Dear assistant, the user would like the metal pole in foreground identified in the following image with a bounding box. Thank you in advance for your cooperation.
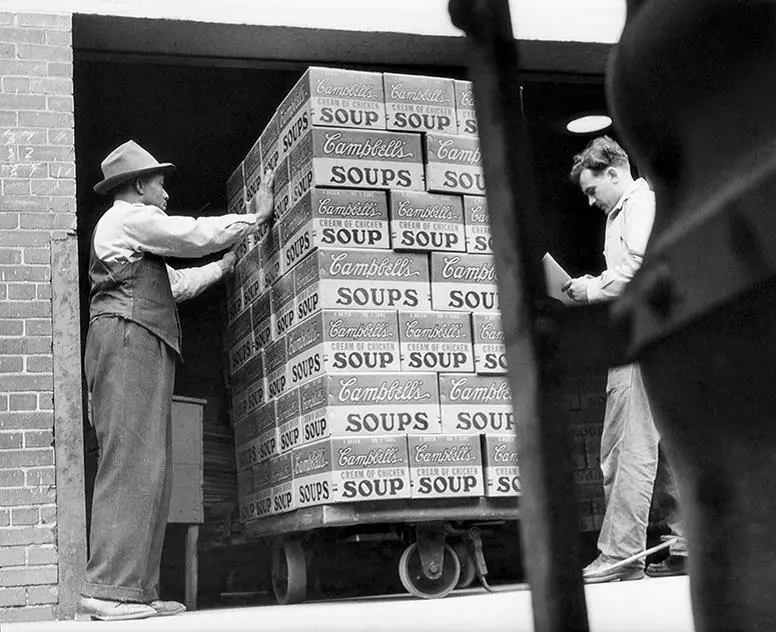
[448,2,589,631]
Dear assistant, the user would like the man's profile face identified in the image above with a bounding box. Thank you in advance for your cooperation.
[579,167,620,215]
[140,173,169,212]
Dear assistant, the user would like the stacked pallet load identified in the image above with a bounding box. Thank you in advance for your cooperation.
[223,67,604,529]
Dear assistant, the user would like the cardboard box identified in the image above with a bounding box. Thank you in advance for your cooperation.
[225,302,252,353]
[430,252,499,312]
[259,224,282,291]
[226,162,245,216]
[383,72,456,134]
[464,195,492,254]
[265,336,288,401]
[288,127,424,202]
[299,372,441,443]
[425,132,484,196]
[237,463,274,523]
[244,137,263,202]
[454,80,478,137]
[271,270,296,340]
[292,435,411,508]
[472,312,507,374]
[274,154,291,222]
[439,373,513,434]
[227,321,259,381]
[251,290,273,351]
[277,67,387,161]
[279,188,390,276]
[233,413,260,472]
[482,434,520,497]
[293,248,431,319]
[398,311,473,373]
[389,190,465,253]
[276,387,302,454]
[286,309,400,388]
[236,246,263,308]
[270,452,295,515]
[230,356,266,424]
[260,113,281,172]
[407,434,484,498]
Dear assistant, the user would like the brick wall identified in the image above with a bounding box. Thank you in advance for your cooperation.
[0,11,76,624]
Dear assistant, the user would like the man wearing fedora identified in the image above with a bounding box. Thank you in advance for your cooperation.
[79,140,274,621]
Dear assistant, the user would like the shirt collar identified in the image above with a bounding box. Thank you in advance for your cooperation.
[610,177,650,216]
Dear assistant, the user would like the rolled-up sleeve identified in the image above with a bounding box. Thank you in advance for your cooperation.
[123,204,256,259]
[167,261,227,302]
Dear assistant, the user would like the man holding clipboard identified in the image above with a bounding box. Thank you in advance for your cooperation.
[561,136,686,582]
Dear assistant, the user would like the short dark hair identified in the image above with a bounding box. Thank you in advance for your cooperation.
[569,135,630,184]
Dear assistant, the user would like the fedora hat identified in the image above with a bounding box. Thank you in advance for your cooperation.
[94,140,175,195]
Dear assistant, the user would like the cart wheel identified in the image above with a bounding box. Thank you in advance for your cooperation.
[453,541,477,589]
[271,540,307,605]
[399,542,460,599]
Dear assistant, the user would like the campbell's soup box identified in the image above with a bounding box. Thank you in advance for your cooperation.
[236,247,262,308]
[389,190,465,253]
[289,127,424,202]
[225,277,244,325]
[278,68,386,162]
[398,311,474,373]
[280,189,390,276]
[247,461,273,522]
[255,400,279,463]
[227,318,258,381]
[293,435,411,508]
[230,357,266,425]
[276,387,302,454]
[233,413,259,472]
[472,312,506,374]
[231,345,264,394]
[439,373,513,434]
[464,195,492,254]
[225,302,252,357]
[264,336,288,401]
[236,467,254,522]
[270,452,295,515]
[454,80,477,137]
[260,112,281,172]
[299,372,441,444]
[383,72,456,134]
[243,137,263,202]
[259,224,282,291]
[286,310,326,387]
[293,248,431,319]
[251,290,273,351]
[431,252,499,313]
[226,162,245,216]
[482,434,520,498]
[273,154,291,223]
[425,133,485,196]
[407,434,484,498]
[271,270,296,340]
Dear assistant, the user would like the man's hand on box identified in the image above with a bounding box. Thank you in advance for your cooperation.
[249,167,275,226]
[561,276,591,303]
[219,251,237,276]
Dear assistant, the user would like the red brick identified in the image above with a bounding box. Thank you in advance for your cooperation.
[23,430,52,448]
[1,77,28,92]
[0,448,53,468]
[0,489,55,510]
[3,375,53,393]
[48,196,75,213]
[0,587,26,607]
[0,565,57,587]
[46,30,71,46]
[24,467,53,487]
[0,232,51,248]
[8,283,34,300]
[27,584,58,605]
[20,213,73,230]
[0,42,14,57]
[0,13,12,25]
[0,396,7,412]
[16,43,71,63]
[30,179,75,196]
[0,60,47,77]
[24,318,50,335]
[0,27,46,45]
[37,392,52,411]
[0,336,52,354]
[17,13,71,29]
[19,145,73,163]
[0,509,8,526]
[0,111,17,126]
[0,357,23,374]
[0,265,49,282]
[0,128,48,144]
[29,77,72,95]
[0,214,20,229]
[0,412,53,431]
[35,284,51,300]
[0,469,23,486]
[45,95,72,113]
[22,248,49,265]
[11,507,38,526]
[27,545,56,565]
[0,604,56,623]
[2,181,30,196]
[9,393,35,411]
[39,505,55,524]
[0,284,6,300]
[1,163,48,178]
[0,249,21,264]
[17,110,73,128]
[47,128,72,145]
[47,62,71,78]
[0,197,49,213]
[0,94,46,111]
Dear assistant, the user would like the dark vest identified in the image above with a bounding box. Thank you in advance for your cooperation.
[89,239,181,355]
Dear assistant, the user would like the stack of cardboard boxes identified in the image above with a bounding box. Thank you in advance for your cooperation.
[224,67,603,530]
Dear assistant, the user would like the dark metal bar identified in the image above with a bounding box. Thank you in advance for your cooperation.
[448,1,589,631]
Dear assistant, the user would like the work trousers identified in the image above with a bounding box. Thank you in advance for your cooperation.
[82,316,175,602]
[597,362,661,562]
[653,441,688,557]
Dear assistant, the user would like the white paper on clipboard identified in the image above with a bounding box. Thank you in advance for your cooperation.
[542,252,575,305]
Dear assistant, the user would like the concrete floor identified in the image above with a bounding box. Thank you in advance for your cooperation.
[4,576,694,632]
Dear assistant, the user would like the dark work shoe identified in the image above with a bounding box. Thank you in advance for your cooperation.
[149,599,186,616]
[646,555,688,577]
[583,556,644,584]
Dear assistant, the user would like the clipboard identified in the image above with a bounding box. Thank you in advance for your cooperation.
[542,252,575,305]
